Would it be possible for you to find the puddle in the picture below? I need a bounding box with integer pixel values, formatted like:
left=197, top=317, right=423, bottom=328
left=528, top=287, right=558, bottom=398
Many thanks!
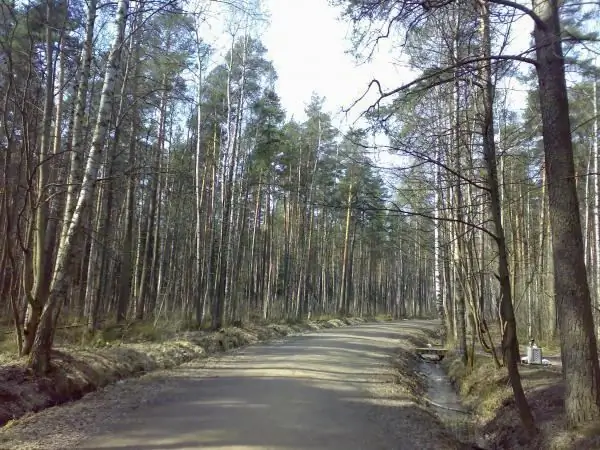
left=417, top=358, right=485, bottom=448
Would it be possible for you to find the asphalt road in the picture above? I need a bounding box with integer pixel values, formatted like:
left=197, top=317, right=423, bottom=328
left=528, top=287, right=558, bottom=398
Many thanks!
left=76, top=320, right=466, bottom=450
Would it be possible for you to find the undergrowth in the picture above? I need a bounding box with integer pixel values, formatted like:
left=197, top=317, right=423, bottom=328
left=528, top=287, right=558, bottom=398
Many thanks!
left=0, top=313, right=395, bottom=357
left=443, top=347, right=600, bottom=449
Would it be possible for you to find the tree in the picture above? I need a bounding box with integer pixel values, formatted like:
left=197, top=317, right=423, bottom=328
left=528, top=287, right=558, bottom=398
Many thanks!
left=531, top=0, right=600, bottom=426
left=0, top=0, right=436, bottom=378
left=336, top=0, right=600, bottom=430
left=28, top=0, right=130, bottom=374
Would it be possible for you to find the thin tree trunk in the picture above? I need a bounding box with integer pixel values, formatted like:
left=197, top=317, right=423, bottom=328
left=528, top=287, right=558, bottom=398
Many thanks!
left=340, top=183, right=353, bottom=315
left=23, top=0, right=55, bottom=356
left=477, top=0, right=535, bottom=432
left=593, top=77, right=600, bottom=340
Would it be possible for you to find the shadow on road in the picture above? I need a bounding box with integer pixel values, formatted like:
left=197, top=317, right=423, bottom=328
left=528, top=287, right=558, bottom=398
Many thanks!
left=78, top=322, right=471, bottom=450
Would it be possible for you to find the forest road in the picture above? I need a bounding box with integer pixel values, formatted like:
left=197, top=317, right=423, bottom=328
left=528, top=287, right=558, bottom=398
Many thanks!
left=76, top=320, right=465, bottom=450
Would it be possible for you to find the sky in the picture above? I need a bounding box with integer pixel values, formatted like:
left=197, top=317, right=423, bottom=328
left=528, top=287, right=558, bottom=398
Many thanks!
left=192, top=0, right=412, bottom=164
left=195, top=0, right=600, bottom=171
left=260, top=0, right=406, bottom=130
left=258, top=1, right=535, bottom=132
left=196, top=0, right=540, bottom=134
left=254, top=0, right=534, bottom=169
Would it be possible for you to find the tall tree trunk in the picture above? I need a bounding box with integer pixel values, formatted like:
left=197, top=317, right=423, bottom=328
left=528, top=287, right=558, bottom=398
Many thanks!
left=59, top=0, right=97, bottom=254
left=434, top=145, right=445, bottom=338
left=532, top=0, right=600, bottom=427
left=194, top=62, right=205, bottom=326
left=478, top=0, right=535, bottom=432
left=23, top=0, right=55, bottom=356
left=27, top=0, right=130, bottom=375
left=593, top=76, right=600, bottom=340
left=340, top=183, right=353, bottom=315
left=115, top=21, right=142, bottom=322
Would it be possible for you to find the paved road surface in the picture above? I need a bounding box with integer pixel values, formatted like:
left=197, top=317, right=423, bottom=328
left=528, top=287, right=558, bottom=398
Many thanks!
left=76, top=320, right=465, bottom=450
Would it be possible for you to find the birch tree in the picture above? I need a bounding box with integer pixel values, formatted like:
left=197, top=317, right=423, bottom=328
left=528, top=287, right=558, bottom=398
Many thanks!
left=28, top=0, right=130, bottom=374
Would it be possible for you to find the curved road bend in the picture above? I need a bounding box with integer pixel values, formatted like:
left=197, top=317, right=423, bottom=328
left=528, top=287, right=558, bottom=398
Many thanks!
left=78, top=320, right=467, bottom=450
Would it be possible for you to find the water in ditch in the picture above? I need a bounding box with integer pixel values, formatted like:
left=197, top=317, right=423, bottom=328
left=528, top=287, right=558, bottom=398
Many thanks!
left=417, top=357, right=486, bottom=449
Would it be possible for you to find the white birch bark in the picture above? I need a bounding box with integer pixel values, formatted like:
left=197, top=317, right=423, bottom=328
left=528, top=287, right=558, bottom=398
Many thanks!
left=28, top=0, right=130, bottom=374
left=433, top=145, right=443, bottom=330
left=59, top=0, right=97, bottom=250
left=584, top=151, right=591, bottom=260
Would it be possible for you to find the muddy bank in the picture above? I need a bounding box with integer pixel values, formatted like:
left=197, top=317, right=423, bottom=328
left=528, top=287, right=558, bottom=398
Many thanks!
left=390, top=340, right=480, bottom=449
left=0, top=317, right=371, bottom=429
left=417, top=358, right=482, bottom=446
left=444, top=352, right=600, bottom=449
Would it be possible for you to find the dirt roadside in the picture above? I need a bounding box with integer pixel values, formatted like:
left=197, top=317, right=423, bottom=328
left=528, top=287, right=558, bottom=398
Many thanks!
left=0, top=317, right=372, bottom=432
left=0, top=319, right=473, bottom=450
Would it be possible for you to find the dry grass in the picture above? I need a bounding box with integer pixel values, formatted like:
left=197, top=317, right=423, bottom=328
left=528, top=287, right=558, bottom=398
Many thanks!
left=0, top=315, right=379, bottom=429
left=444, top=352, right=600, bottom=449
left=475, top=323, right=562, bottom=358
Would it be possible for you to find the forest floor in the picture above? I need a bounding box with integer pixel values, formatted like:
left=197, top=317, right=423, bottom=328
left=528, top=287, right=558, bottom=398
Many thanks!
left=0, top=319, right=476, bottom=450
left=443, top=347, right=600, bottom=449
left=0, top=315, right=385, bottom=432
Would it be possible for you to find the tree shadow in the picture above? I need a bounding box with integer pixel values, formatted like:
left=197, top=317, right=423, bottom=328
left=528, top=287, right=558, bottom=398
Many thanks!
left=78, top=374, right=473, bottom=450
left=478, top=382, right=595, bottom=449
left=75, top=322, right=475, bottom=450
